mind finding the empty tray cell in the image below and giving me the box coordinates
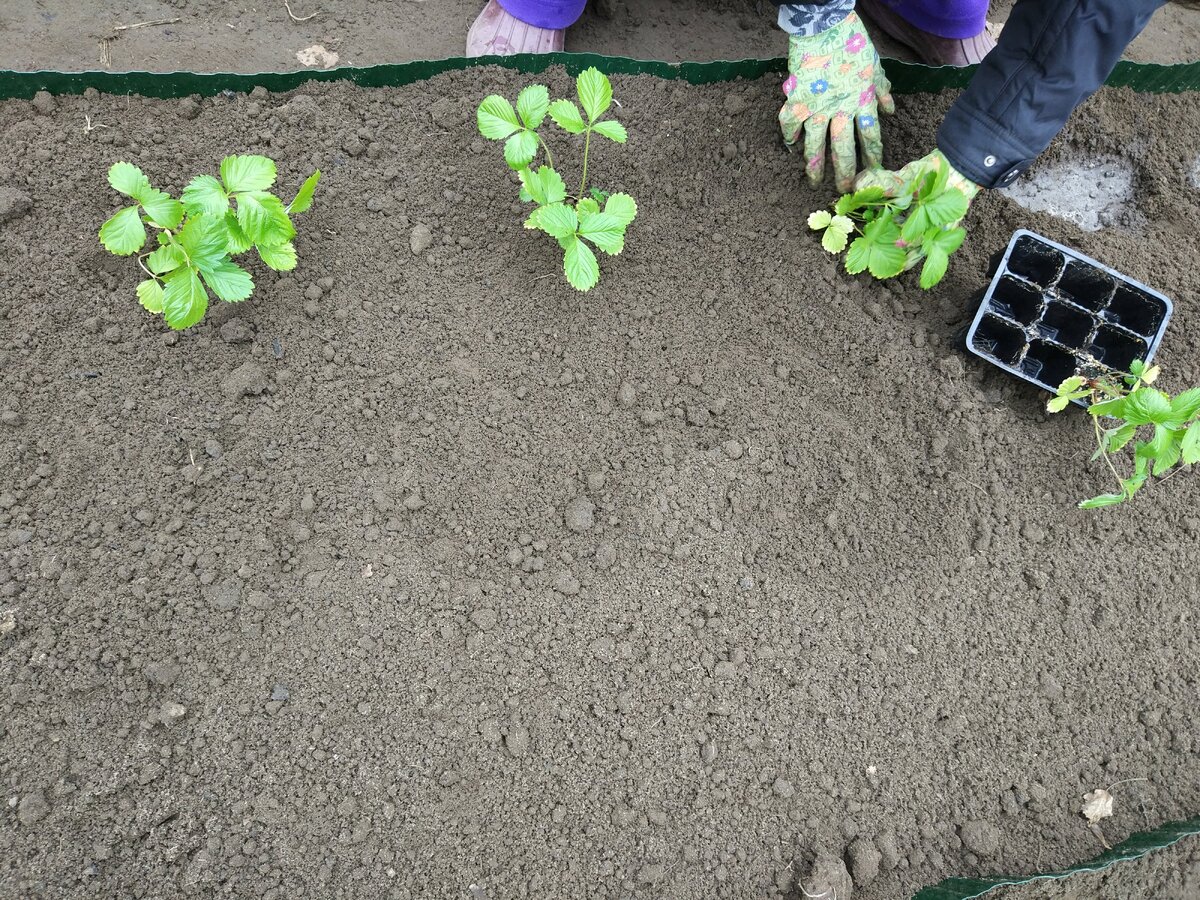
[1090,324,1148,372]
[1056,260,1114,311]
[989,275,1044,325]
[1105,283,1167,336]
[1020,340,1078,387]
[1036,300,1095,347]
[972,314,1026,366]
[1006,235,1065,287]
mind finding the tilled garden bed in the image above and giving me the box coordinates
[1,69,1198,899]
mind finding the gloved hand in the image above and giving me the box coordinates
[779,12,895,192]
[855,149,980,270]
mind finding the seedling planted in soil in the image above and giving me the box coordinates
[808,166,968,289]
[1050,360,1200,508]
[99,155,320,329]
[477,67,637,292]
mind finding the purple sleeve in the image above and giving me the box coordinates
[496,0,587,30]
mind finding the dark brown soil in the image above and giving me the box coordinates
[0,0,1196,73]
[1,67,1199,900]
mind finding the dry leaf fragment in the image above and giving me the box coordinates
[1081,788,1114,824]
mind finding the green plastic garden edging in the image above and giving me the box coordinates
[3,47,1199,898]
[1,52,1198,100]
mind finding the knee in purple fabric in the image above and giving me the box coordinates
[873,0,989,38]
[496,0,587,30]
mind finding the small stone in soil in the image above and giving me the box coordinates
[17,790,49,826]
[220,361,268,400]
[270,683,289,702]
[0,187,33,223]
[410,224,433,255]
[959,820,1001,855]
[504,725,530,757]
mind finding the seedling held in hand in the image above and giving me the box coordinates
[1050,360,1200,508]
[808,165,968,289]
[476,67,636,292]
[99,156,320,330]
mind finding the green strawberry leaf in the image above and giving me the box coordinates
[918,246,949,289]
[592,120,627,143]
[146,244,185,275]
[808,210,832,231]
[603,192,637,227]
[236,191,294,245]
[1107,422,1138,453]
[1170,386,1200,422]
[1123,387,1175,426]
[576,198,601,216]
[821,226,849,254]
[107,162,153,201]
[99,206,146,256]
[516,84,550,129]
[258,241,298,271]
[222,210,253,254]
[176,215,228,269]
[576,67,613,122]
[199,260,254,302]
[1181,419,1200,465]
[478,95,522,140]
[181,175,229,217]
[519,166,568,206]
[220,154,277,192]
[1046,395,1072,414]
[504,130,538,170]
[136,278,164,314]
[578,211,625,255]
[562,235,599,292]
[161,267,209,330]
[548,99,586,134]
[140,190,184,230]
[1079,493,1127,509]
[287,170,321,214]
[532,203,578,240]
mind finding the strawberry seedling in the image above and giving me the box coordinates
[477,67,636,292]
[1050,360,1200,508]
[808,165,968,290]
[98,156,320,330]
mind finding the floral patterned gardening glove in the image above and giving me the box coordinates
[779,12,895,192]
[855,149,981,270]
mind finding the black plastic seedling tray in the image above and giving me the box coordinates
[965,230,1173,397]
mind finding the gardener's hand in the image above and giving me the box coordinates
[779,12,895,192]
[856,149,980,269]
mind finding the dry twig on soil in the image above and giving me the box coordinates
[284,1,318,22]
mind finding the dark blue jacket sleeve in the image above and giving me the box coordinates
[937,0,1166,188]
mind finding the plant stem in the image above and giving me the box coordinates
[535,132,554,170]
[577,127,592,204]
[135,252,157,281]
[1092,410,1126,494]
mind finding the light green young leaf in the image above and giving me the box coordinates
[1123,387,1174,426]
[258,241,298,272]
[220,155,277,193]
[835,186,885,216]
[177,215,228,269]
[592,120,627,143]
[1057,375,1087,395]
[821,226,849,254]
[1046,395,1072,414]
[846,218,905,279]
[222,210,254,254]
[136,278,164,314]
[1079,493,1127,509]
[199,260,254,302]
[108,162,153,201]
[146,244,185,275]
[516,84,550,129]
[140,190,184,230]
[1181,419,1200,465]
[578,211,625,255]
[576,67,613,123]
[287,170,321,214]
[236,191,294,245]
[576,198,601,216]
[1088,395,1127,419]
[603,193,637,227]
[519,166,567,206]
[504,130,539,170]
[161,267,209,330]
[548,99,586,134]
[99,206,147,256]
[477,95,522,140]
[918,246,949,289]
[1170,386,1200,422]
[562,235,600,292]
[808,210,832,231]
[181,175,229,217]
[533,203,578,240]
